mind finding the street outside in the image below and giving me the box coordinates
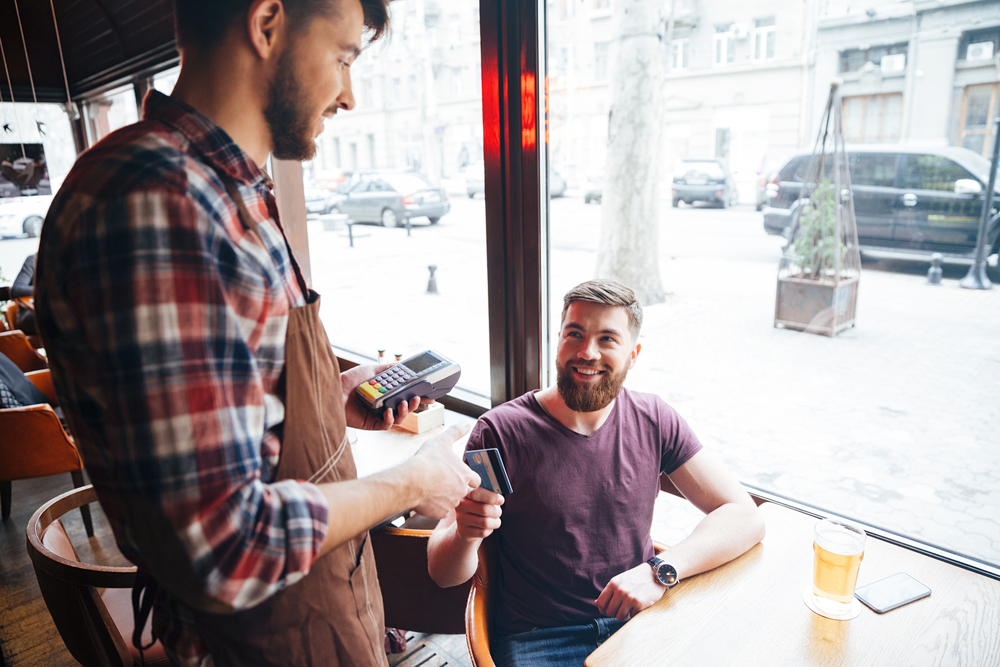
[3,192,998,568]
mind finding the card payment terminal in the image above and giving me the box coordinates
[355,349,461,415]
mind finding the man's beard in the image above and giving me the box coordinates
[556,360,629,413]
[264,49,318,162]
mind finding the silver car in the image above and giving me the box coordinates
[335,172,450,227]
[0,194,53,238]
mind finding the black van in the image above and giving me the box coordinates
[762,144,1000,258]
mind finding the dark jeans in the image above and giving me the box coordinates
[492,617,625,667]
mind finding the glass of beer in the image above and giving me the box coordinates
[812,518,866,616]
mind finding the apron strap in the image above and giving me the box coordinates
[131,569,159,666]
[220,175,311,300]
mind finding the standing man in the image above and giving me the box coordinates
[428,280,766,667]
[34,1,480,666]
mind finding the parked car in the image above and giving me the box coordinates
[763,144,1000,258]
[333,171,449,227]
[672,158,739,208]
[304,187,337,215]
[584,170,604,204]
[0,194,53,238]
[755,161,783,211]
[549,171,567,198]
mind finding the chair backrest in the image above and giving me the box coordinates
[0,404,81,482]
[2,300,17,331]
[0,329,47,372]
[370,524,472,635]
[466,535,498,667]
[26,485,138,667]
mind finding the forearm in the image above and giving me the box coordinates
[666,501,765,581]
[316,462,424,557]
[427,514,482,588]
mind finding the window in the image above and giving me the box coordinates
[903,155,974,191]
[714,25,734,66]
[363,79,375,108]
[959,84,999,158]
[595,0,611,8]
[848,154,896,187]
[842,94,902,143]
[542,0,1000,577]
[839,43,908,73]
[672,39,690,70]
[82,85,139,146]
[308,0,489,400]
[752,17,776,60]
[594,42,610,80]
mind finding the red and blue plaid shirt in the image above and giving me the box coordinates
[35,91,326,663]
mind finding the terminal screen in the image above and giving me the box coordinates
[404,352,439,374]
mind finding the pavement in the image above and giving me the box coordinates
[4,194,998,570]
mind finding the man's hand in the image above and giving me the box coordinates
[341,364,432,431]
[410,424,481,519]
[454,487,503,542]
[595,563,668,622]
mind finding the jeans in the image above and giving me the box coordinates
[492,617,626,667]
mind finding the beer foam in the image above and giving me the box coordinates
[815,521,866,555]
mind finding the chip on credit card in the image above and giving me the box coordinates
[465,448,513,495]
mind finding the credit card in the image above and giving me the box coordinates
[464,448,513,495]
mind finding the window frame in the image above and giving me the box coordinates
[713,25,734,67]
[752,18,775,61]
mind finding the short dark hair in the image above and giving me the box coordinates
[174,0,389,53]
[561,279,643,341]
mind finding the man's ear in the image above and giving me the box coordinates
[247,0,286,60]
[628,342,641,369]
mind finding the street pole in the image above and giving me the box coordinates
[960,115,1000,290]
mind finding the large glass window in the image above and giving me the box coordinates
[305,0,490,400]
[545,0,1000,572]
[82,85,139,146]
[960,84,999,158]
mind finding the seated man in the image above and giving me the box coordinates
[10,253,37,334]
[428,279,765,667]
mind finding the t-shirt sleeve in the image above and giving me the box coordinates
[658,401,703,475]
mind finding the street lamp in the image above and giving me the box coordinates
[960,115,1000,290]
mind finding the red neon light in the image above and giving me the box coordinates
[521,72,536,150]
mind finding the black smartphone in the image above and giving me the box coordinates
[854,572,931,614]
[464,448,513,495]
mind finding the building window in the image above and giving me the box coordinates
[594,0,611,9]
[408,75,418,103]
[672,39,690,70]
[960,84,999,158]
[363,79,374,108]
[842,94,902,143]
[752,17,775,61]
[839,43,908,73]
[594,41,610,80]
[958,27,999,62]
[392,77,402,104]
[713,25,734,66]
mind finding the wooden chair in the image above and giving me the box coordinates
[26,484,169,666]
[1,299,16,331]
[370,518,472,634]
[1,369,92,536]
[0,329,47,372]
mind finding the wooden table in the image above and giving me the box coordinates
[350,408,475,478]
[585,502,1000,667]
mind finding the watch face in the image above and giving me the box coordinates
[656,562,678,587]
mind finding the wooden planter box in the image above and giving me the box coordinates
[774,275,858,337]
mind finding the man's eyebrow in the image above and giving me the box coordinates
[564,322,623,337]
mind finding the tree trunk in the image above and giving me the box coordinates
[595,0,666,305]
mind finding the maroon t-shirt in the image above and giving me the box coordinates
[466,388,702,635]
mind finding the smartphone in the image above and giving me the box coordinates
[464,448,513,495]
[854,572,930,614]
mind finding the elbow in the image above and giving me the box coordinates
[747,504,766,547]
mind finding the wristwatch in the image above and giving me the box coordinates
[646,556,679,588]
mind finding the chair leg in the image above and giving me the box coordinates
[70,470,94,537]
[1,480,10,520]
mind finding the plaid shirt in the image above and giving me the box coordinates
[35,91,326,663]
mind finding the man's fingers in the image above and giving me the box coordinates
[595,584,613,616]
[466,486,503,505]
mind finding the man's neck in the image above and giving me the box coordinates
[535,386,617,436]
[170,50,274,168]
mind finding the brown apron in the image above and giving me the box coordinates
[162,177,386,666]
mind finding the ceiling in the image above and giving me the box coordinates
[0,0,177,105]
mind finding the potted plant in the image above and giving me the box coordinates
[774,81,861,337]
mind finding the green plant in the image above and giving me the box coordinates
[792,178,847,281]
